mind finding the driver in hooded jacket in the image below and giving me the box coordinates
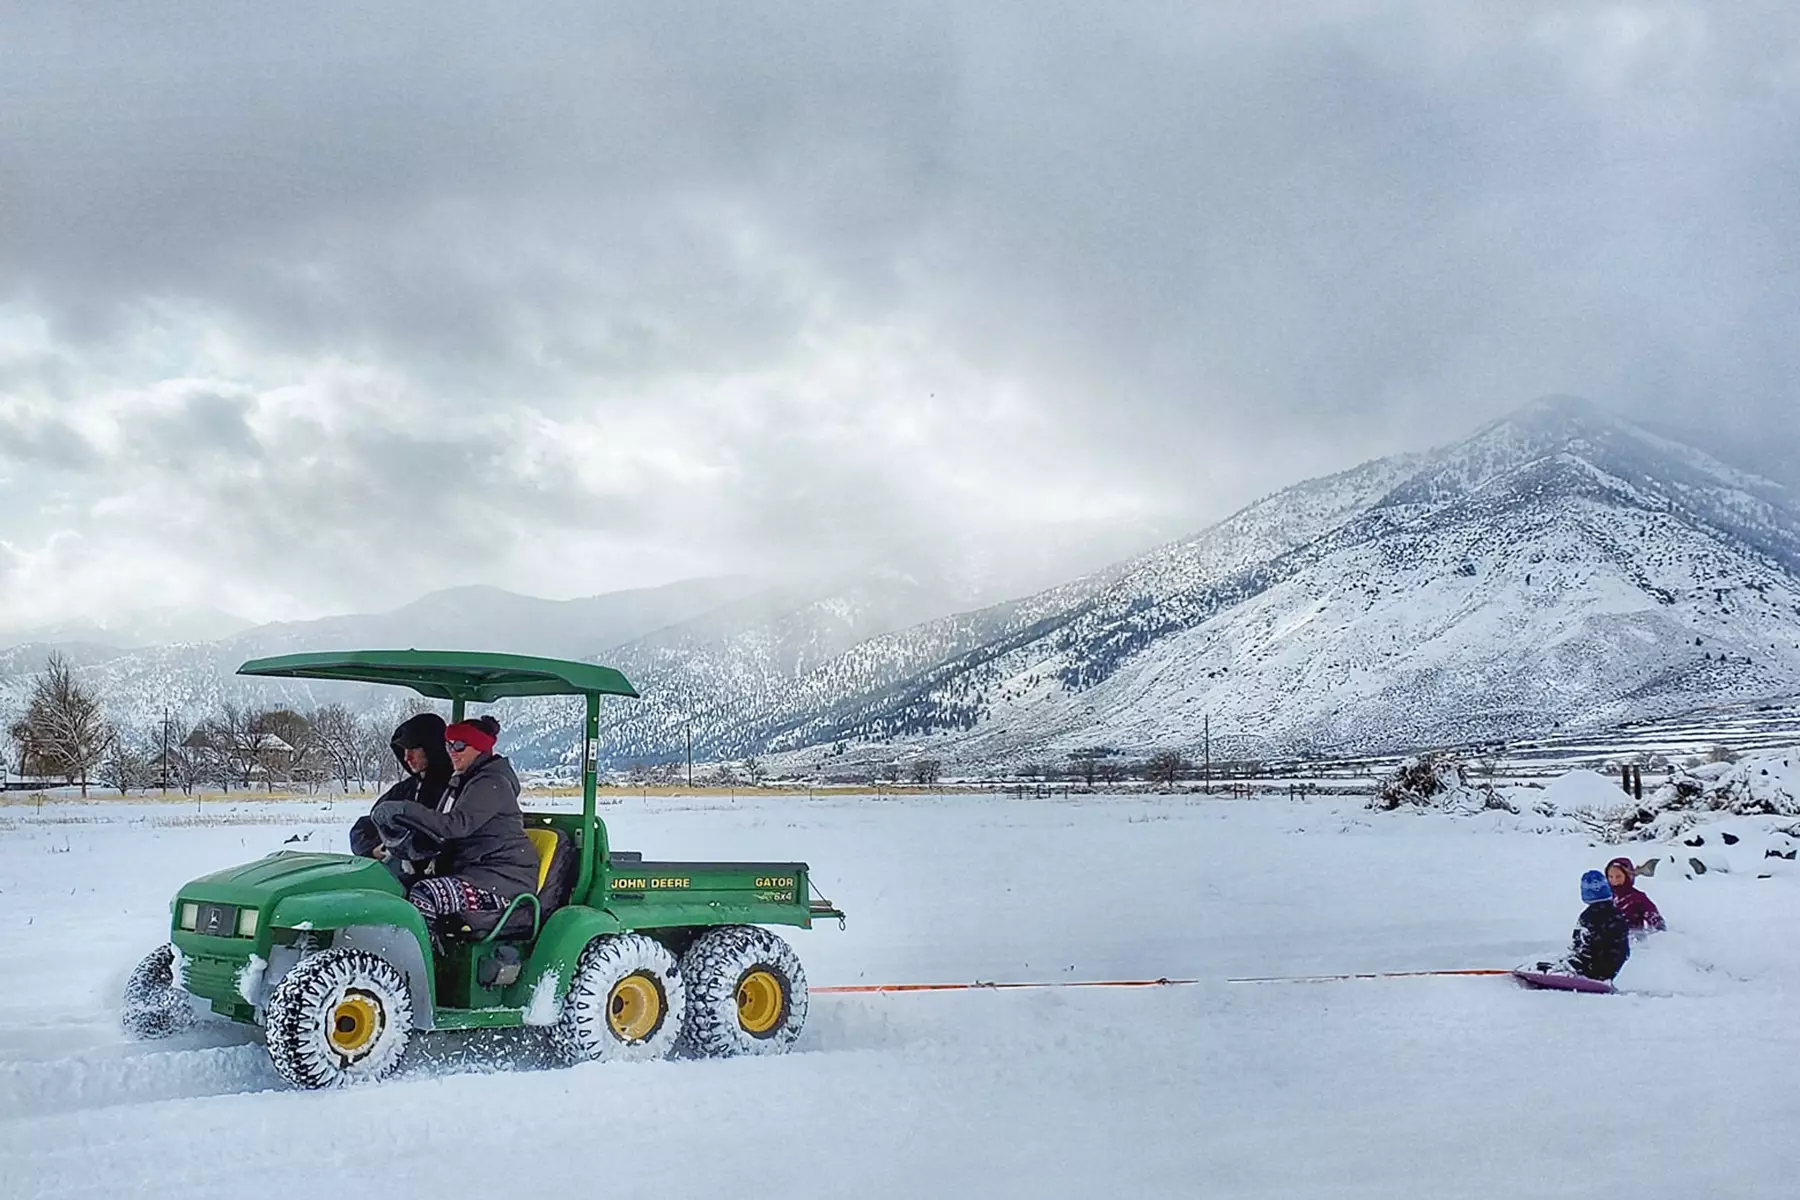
[350,712,453,882]
[367,715,539,920]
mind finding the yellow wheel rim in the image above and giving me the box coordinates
[607,973,663,1042]
[736,969,785,1036]
[327,991,383,1060]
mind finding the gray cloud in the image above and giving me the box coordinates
[0,2,1796,626]
[126,390,264,468]
[0,409,99,469]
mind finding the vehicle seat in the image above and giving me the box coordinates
[447,827,577,943]
[528,827,577,913]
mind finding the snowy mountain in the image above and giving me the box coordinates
[0,520,1158,761]
[12,398,1798,772]
[0,577,759,732]
[504,451,1425,769]
[772,396,1800,769]
[501,520,1171,766]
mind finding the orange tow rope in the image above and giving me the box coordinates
[811,977,1199,994]
[811,969,1509,995]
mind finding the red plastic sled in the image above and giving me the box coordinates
[1511,968,1615,994]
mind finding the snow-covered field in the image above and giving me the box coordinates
[1,790,1795,1198]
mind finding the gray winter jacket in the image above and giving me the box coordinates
[370,754,539,898]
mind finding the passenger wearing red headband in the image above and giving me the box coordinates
[367,714,539,922]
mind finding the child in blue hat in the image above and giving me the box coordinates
[1562,868,1631,981]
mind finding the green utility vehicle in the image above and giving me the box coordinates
[121,650,844,1088]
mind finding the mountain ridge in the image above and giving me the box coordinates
[766,396,1800,770]
[8,397,1798,775]
[0,520,1159,760]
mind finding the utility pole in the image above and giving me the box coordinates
[161,707,170,794]
[1203,713,1211,795]
[686,718,693,790]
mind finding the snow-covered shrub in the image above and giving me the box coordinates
[1369,754,1515,814]
[1607,754,1800,841]
[1370,755,1461,809]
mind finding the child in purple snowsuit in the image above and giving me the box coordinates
[1606,857,1665,935]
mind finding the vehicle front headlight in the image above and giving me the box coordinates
[178,902,199,931]
[236,908,260,938]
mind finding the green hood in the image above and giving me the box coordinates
[179,851,405,910]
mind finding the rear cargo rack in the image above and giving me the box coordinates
[808,878,846,927]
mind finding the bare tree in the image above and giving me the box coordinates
[310,704,366,792]
[1,719,23,787]
[99,735,157,796]
[623,759,676,787]
[1143,749,1189,790]
[1096,758,1128,787]
[743,756,768,787]
[8,653,111,796]
[141,713,199,794]
[202,704,267,790]
[909,758,943,786]
[363,714,402,791]
[1067,749,1102,789]
[167,741,206,794]
[181,724,230,792]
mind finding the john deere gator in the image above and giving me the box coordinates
[121,650,844,1088]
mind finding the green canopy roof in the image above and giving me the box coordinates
[236,650,639,703]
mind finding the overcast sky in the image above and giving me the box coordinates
[2,2,1796,629]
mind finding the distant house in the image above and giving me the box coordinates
[248,733,296,782]
[180,728,298,786]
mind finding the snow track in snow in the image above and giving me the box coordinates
[0,1038,278,1120]
[0,993,910,1124]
